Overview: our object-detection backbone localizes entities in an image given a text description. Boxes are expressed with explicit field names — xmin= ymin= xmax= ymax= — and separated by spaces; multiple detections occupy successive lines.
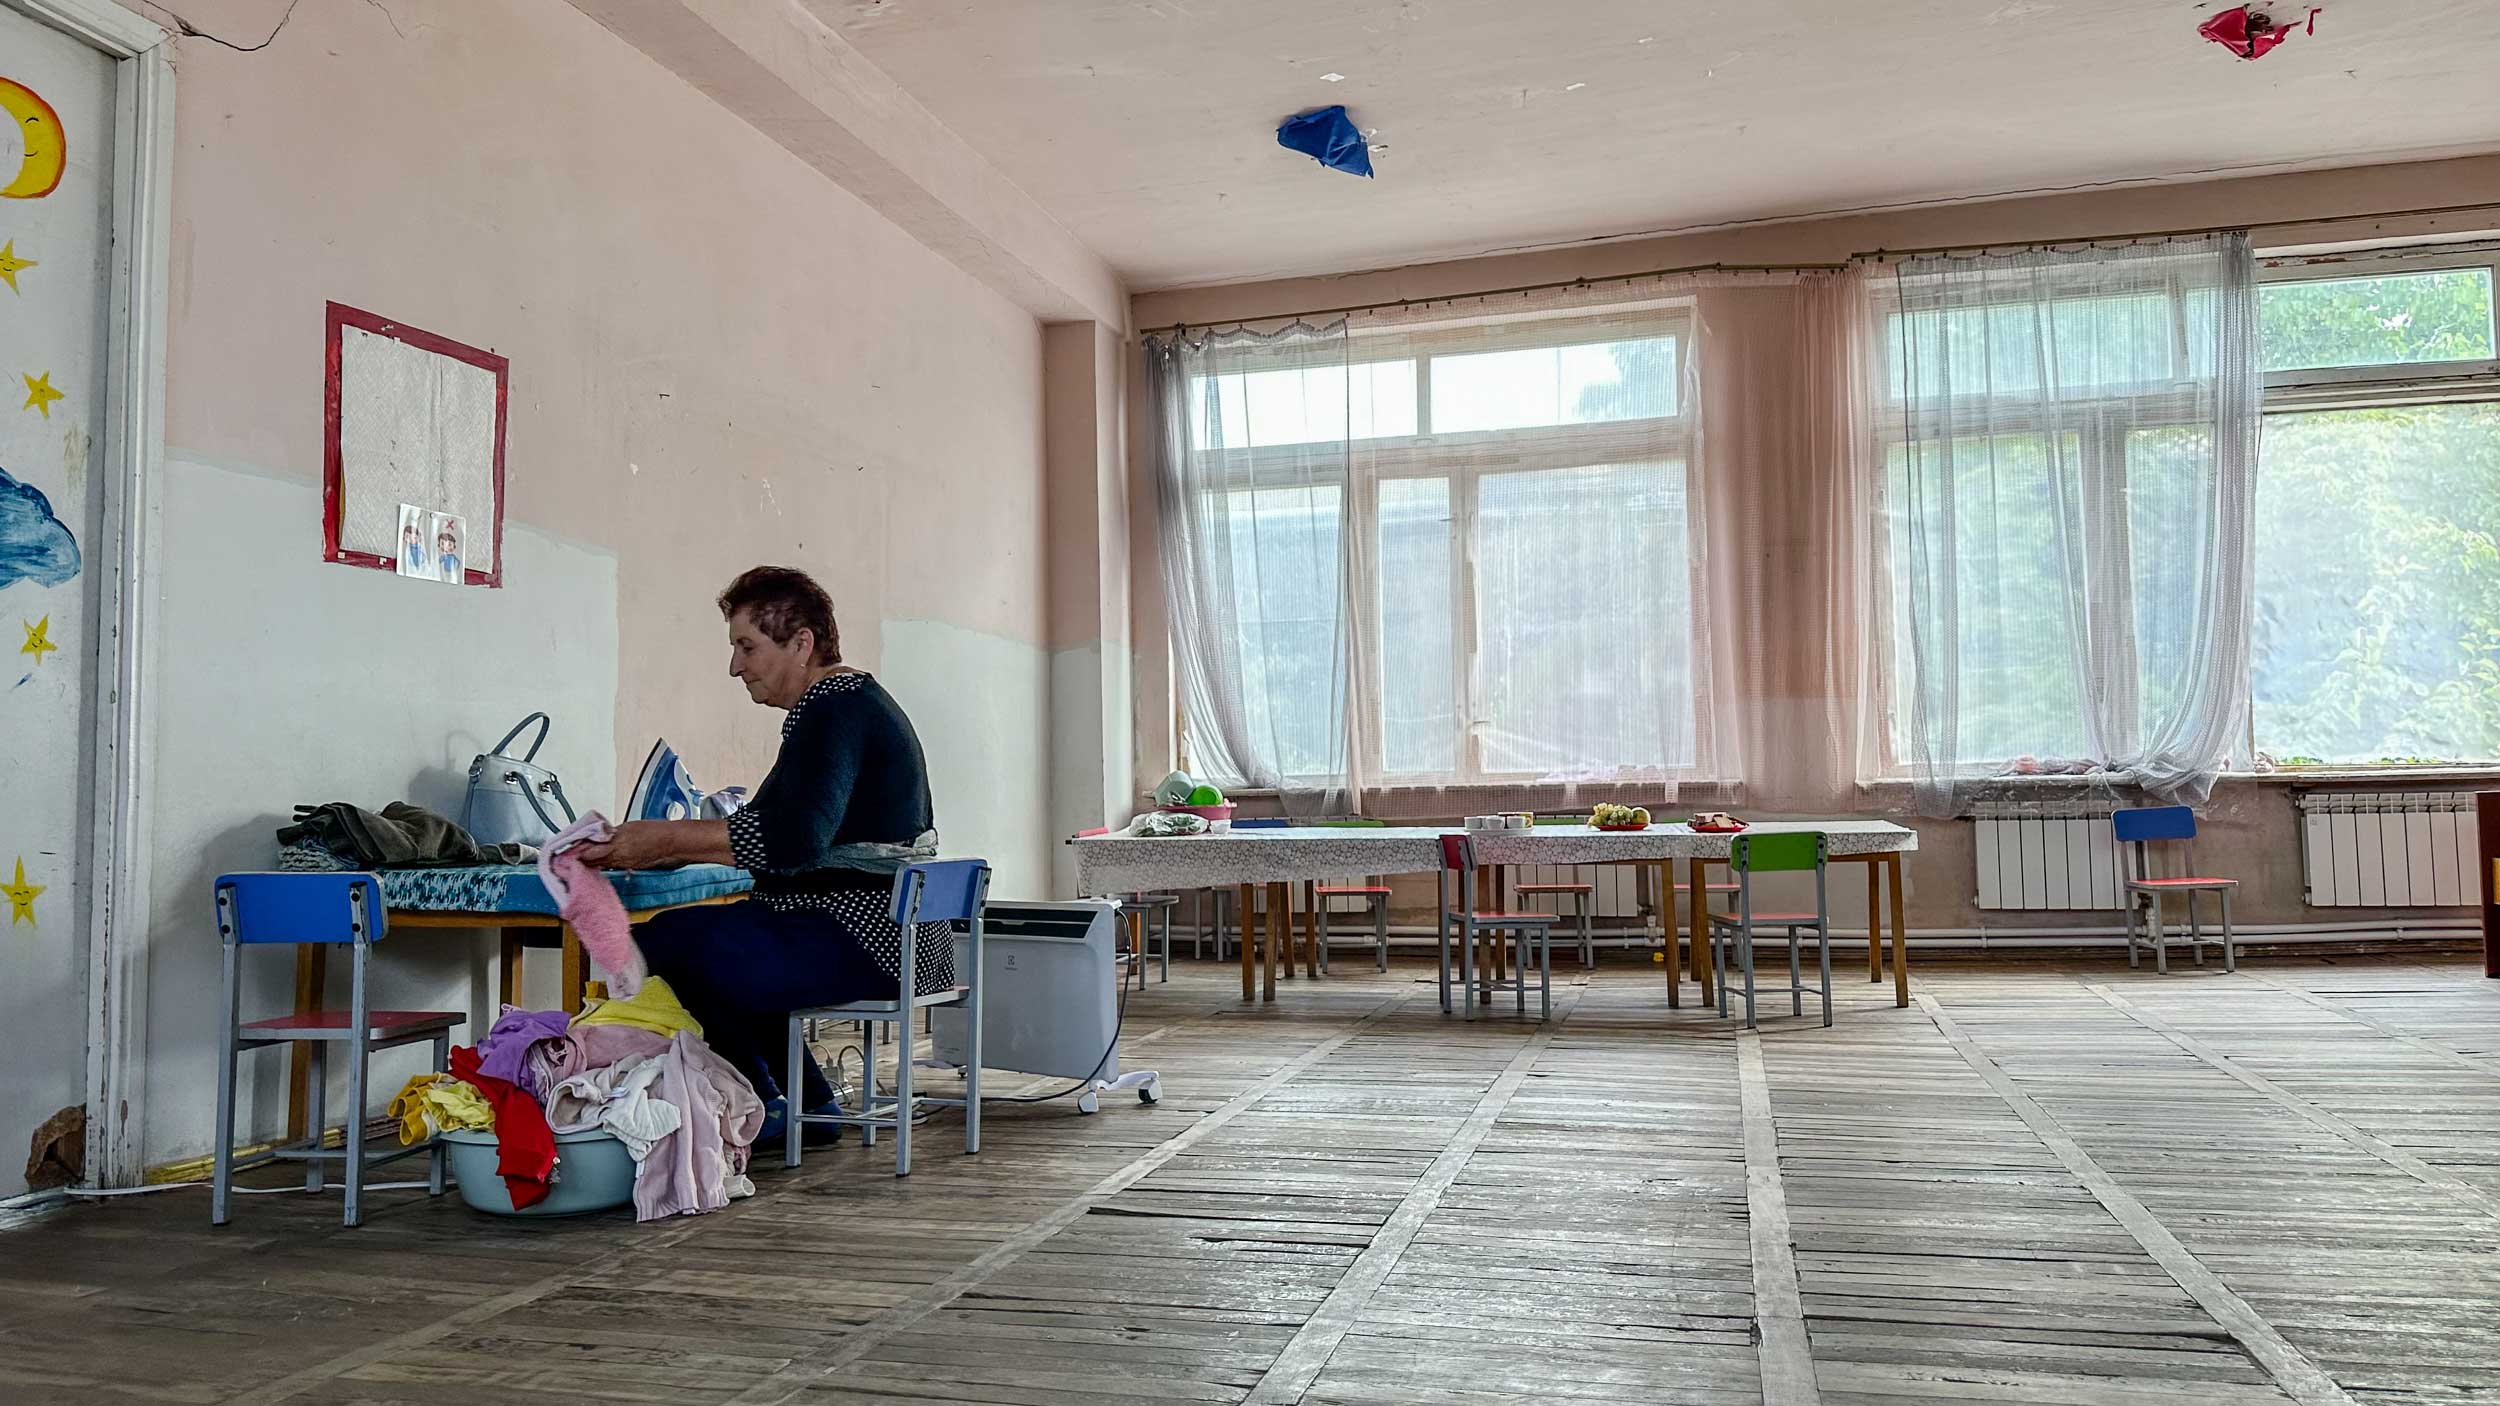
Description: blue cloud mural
xmin=0 ymin=465 xmax=79 ymax=593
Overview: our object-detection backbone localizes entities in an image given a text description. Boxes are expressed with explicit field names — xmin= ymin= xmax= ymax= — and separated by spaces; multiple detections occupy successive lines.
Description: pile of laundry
xmin=387 ymin=976 xmax=765 ymax=1222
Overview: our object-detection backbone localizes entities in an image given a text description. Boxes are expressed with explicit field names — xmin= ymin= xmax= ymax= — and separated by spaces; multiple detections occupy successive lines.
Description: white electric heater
xmin=927 ymin=899 xmax=1161 ymax=1113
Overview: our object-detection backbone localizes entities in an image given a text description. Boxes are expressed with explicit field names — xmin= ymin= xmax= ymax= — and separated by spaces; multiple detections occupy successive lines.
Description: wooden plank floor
xmin=1 ymin=953 xmax=2494 ymax=1405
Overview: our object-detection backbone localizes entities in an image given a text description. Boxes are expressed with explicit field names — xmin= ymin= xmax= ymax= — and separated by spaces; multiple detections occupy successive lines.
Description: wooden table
xmin=284 ymin=893 xmax=744 ymax=1141
xmin=1070 ymin=821 xmax=1919 ymax=1006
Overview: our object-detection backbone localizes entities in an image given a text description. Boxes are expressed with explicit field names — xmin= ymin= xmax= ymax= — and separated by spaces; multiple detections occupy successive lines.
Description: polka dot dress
xmin=727 ymin=673 xmax=957 ymax=995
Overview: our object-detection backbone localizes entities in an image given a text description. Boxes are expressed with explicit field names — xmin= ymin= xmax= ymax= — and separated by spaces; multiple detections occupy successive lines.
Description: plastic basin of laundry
xmin=439 ymin=1127 xmax=636 ymax=1217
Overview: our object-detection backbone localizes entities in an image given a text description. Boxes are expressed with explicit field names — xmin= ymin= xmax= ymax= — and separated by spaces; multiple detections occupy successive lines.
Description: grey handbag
xmin=461 ymin=712 xmax=577 ymax=847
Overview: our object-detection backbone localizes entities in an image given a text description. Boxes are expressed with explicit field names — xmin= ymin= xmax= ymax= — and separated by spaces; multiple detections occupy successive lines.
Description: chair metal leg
xmin=1742 ymin=919 xmax=1758 ymax=1030
xmin=893 ymin=1017 xmax=914 ymax=1177
xmin=1578 ymin=895 xmax=1594 ymax=969
xmin=1539 ymin=925 xmax=1552 ymax=1021
xmin=2125 ymin=896 xmax=2141 ymax=969
xmin=303 ymin=1041 xmax=328 ymax=1193
xmin=1789 ymin=924 xmax=1804 ymax=1017
xmin=212 ymin=944 xmax=241 ymax=1227
xmin=2150 ymin=897 xmax=2168 ymax=975
xmin=1317 ymin=903 xmax=1331 ymax=975
xmin=1460 ymin=916 xmax=1477 ymax=1019
xmin=1374 ymin=898 xmax=1389 ymax=971
xmin=1435 ymin=873 xmax=1451 ymax=1012
xmin=1715 ymin=925 xmax=1730 ymax=1019
xmin=966 ymin=919 xmax=984 ymax=1156
xmin=343 ymin=946 xmax=370 ymax=1229
xmin=1514 ymin=927 xmax=1527 ymax=1014
xmin=429 ymin=1031 xmax=450 ymax=1196
xmin=1817 ymin=920 xmax=1834 ymax=1027
xmin=860 ymin=1021 xmax=879 ymax=1147
xmin=2188 ymin=892 xmax=2206 ymax=968
xmin=785 ymin=1018 xmax=805 ymax=1167
xmin=2219 ymin=890 xmax=2237 ymax=973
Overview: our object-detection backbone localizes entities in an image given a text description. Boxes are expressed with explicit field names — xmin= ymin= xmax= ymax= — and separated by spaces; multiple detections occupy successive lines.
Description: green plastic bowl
xmin=439 ymin=1126 xmax=637 ymax=1217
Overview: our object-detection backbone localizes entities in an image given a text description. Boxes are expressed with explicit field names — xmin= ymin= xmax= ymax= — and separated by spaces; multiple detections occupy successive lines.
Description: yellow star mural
xmin=3 ymin=859 xmax=41 ymax=927
xmin=22 ymin=370 xmax=63 ymax=419
xmin=0 ymin=239 xmax=31 ymax=294
xmin=21 ymin=615 xmax=56 ymax=664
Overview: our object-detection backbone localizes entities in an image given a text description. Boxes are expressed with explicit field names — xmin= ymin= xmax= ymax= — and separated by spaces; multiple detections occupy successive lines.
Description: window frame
xmin=1348 ymin=308 xmax=1708 ymax=789
xmin=2257 ymin=242 xmax=2500 ymax=404
xmin=2248 ymin=241 xmax=2500 ymax=770
xmin=1183 ymin=303 xmax=1712 ymax=792
xmin=1865 ymin=270 xmax=2222 ymax=776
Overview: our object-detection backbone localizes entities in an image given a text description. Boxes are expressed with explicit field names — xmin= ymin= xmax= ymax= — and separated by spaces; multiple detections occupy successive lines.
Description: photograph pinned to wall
xmin=395 ymin=502 xmax=432 ymax=580
xmin=430 ymin=510 xmax=467 ymax=584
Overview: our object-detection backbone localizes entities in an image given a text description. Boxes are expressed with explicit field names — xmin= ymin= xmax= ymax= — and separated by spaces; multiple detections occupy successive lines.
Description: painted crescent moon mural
xmin=0 ymin=76 xmax=65 ymax=200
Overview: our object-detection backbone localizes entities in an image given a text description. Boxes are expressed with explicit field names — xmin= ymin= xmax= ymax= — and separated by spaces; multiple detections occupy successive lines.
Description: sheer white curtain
xmin=1340 ymin=300 xmax=1709 ymax=815
xmin=1880 ymin=234 xmax=2263 ymax=815
xmin=1147 ymin=294 xmax=1715 ymax=818
xmin=1144 ymin=321 xmax=1359 ymax=815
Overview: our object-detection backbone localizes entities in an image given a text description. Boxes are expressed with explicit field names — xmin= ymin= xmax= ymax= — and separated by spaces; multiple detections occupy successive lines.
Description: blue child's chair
xmin=211 ymin=872 xmax=466 ymax=1227
xmin=785 ymin=859 xmax=990 ymax=1177
xmin=2112 ymin=806 xmax=2239 ymax=974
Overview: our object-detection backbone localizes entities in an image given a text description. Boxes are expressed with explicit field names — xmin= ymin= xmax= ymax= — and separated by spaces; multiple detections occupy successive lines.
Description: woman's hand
xmin=575 ymin=820 xmax=678 ymax=871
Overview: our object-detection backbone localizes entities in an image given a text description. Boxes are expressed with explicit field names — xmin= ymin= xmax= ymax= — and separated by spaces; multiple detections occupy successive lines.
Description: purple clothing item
xmin=473 ymin=1006 xmax=572 ymax=1093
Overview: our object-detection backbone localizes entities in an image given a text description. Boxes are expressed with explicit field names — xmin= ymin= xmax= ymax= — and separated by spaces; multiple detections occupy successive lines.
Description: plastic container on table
xmin=439 ymin=1126 xmax=637 ymax=1216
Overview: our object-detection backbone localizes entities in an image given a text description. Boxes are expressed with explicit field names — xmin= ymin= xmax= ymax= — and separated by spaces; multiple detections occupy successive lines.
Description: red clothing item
xmin=450 ymin=1044 xmax=557 ymax=1209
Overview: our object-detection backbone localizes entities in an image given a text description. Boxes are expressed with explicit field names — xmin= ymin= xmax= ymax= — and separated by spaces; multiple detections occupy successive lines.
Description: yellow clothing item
xmin=573 ymin=974 xmax=703 ymax=1040
xmin=385 ymin=1074 xmax=494 ymax=1145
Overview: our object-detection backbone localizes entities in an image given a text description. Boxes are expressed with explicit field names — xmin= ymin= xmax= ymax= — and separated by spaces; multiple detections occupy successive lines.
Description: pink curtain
xmin=1695 ymin=271 xmax=1879 ymax=813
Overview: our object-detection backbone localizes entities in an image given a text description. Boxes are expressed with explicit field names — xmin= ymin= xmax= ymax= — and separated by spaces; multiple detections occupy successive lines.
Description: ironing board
xmin=283 ymin=864 xmax=752 ymax=1141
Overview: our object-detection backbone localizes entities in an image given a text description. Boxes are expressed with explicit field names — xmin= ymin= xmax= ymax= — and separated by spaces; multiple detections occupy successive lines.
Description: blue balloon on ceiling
xmin=1277 ymin=105 xmax=1373 ymax=179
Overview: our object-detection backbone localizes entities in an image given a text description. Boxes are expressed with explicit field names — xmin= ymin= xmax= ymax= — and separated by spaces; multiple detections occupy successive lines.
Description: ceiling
xmin=812 ymin=0 xmax=2500 ymax=293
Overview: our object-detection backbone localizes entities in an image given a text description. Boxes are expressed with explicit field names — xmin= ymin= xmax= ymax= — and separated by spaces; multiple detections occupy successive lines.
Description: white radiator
xmin=1971 ymin=802 xmax=2123 ymax=911
xmin=2297 ymin=791 xmax=2477 ymax=908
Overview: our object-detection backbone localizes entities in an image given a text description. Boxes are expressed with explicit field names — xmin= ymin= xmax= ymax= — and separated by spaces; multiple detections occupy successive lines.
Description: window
xmin=2252 ymin=246 xmax=2500 ymax=767
xmin=1184 ymin=306 xmax=1703 ymax=788
xmin=1871 ymin=248 xmax=2237 ymax=777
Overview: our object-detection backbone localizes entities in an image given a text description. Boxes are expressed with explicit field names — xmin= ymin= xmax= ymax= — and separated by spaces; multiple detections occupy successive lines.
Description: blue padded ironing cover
xmin=378 ymin=863 xmax=752 ymax=914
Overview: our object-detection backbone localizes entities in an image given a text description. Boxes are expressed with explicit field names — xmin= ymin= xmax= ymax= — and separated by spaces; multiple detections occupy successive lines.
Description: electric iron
xmin=627 ymin=738 xmax=705 ymax=821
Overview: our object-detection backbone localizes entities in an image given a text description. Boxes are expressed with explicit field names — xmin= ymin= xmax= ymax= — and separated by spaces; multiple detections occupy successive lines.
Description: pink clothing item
xmin=633 ymin=1031 xmax=766 ymax=1222
xmin=539 ymin=810 xmax=647 ymax=996
xmin=522 ymin=1024 xmax=672 ymax=1093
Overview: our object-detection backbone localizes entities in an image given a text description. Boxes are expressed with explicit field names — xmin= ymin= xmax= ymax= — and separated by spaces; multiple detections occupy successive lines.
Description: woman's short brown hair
xmin=718 ymin=566 xmax=840 ymax=665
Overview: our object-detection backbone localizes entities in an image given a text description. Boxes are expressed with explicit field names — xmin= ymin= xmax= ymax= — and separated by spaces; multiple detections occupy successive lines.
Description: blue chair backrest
xmin=890 ymin=859 xmax=991 ymax=926
xmin=213 ymin=872 xmax=385 ymax=944
xmin=2112 ymin=806 xmax=2196 ymax=844
xmin=1232 ymin=818 xmax=1291 ymax=830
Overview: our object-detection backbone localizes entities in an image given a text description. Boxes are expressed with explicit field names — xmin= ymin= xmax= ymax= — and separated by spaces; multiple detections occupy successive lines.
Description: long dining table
xmin=1069 ymin=820 xmax=1919 ymax=1009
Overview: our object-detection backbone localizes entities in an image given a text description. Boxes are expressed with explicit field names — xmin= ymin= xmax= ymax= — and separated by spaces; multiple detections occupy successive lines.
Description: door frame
xmin=6 ymin=0 xmax=172 ymax=1189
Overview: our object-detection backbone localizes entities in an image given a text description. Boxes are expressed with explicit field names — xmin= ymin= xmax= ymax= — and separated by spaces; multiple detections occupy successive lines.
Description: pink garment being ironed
xmin=538 ymin=810 xmax=647 ymax=996
xmin=633 ymin=1030 xmax=766 ymax=1223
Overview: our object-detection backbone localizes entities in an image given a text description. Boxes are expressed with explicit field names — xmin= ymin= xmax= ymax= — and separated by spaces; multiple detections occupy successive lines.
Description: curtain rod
xmin=1137 ymin=195 xmax=2500 ymax=337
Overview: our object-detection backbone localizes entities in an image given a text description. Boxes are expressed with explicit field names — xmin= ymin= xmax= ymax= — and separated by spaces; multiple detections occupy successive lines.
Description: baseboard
xmin=145 ymin=1118 xmax=391 ymax=1185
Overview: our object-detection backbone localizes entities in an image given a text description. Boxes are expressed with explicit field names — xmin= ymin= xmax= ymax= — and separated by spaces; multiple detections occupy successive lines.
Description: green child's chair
xmin=1708 ymin=832 xmax=1833 ymax=1029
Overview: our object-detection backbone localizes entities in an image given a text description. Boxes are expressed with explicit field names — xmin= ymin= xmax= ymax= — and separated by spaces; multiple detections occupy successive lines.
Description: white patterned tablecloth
xmin=1070 ymin=822 xmax=1917 ymax=895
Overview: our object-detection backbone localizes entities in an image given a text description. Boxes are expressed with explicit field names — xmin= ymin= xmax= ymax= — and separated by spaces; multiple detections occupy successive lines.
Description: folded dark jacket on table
xmin=277 ymin=802 xmax=536 ymax=868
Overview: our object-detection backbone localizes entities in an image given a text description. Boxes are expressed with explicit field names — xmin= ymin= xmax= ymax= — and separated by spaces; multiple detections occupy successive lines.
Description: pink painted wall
xmin=154 ymin=0 xmax=1048 ymax=782
xmin=130 ymin=0 xmax=1059 ymax=1166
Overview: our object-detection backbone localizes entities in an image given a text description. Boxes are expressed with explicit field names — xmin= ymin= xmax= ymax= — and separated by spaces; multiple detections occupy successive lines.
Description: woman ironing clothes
xmin=579 ymin=566 xmax=948 ymax=1142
